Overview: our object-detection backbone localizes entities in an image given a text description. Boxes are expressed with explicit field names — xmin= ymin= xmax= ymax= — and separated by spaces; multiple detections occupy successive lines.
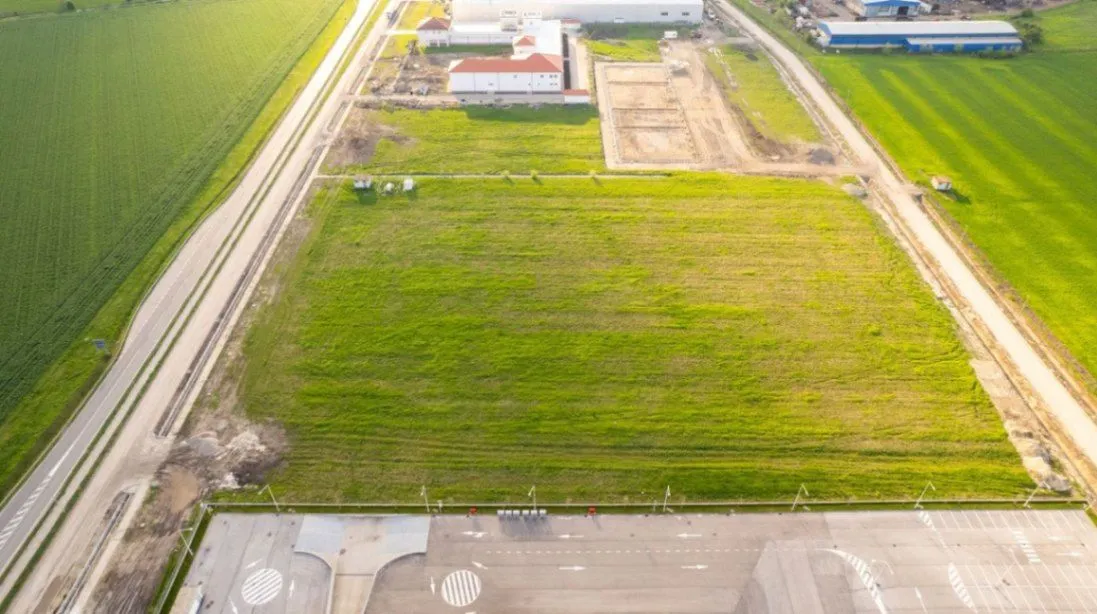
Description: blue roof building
xmin=817 ymin=21 xmax=1023 ymax=52
xmin=852 ymin=0 xmax=923 ymax=18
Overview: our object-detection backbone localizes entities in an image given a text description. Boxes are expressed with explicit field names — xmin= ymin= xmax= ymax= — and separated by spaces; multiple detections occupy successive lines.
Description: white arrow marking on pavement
xmin=229 ymin=599 xmax=239 ymax=614
xmin=289 ymin=580 xmax=295 ymax=599
xmin=558 ymin=534 xmax=584 ymax=540
xmin=681 ymin=564 xmax=709 ymax=570
xmin=471 ymin=561 xmax=488 ymax=569
xmin=430 ymin=576 xmax=436 ymax=594
xmin=677 ymin=533 xmax=702 ymax=539
xmin=915 ymin=587 xmax=928 ymax=613
xmin=245 ymin=558 xmax=260 ymax=570
xmin=462 ymin=531 xmax=487 ymax=538
xmin=558 ymin=566 xmax=586 ymax=571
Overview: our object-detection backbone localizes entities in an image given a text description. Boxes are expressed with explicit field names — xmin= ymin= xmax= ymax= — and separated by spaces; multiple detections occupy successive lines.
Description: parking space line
xmin=978 ymin=564 xmax=1007 ymax=611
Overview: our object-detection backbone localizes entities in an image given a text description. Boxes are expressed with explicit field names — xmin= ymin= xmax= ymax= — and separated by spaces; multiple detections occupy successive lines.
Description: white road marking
xmin=241 ymin=568 xmax=283 ymax=606
xmin=441 ymin=570 xmax=481 ymax=607
xmin=1013 ymin=529 xmax=1042 ymax=564
xmin=430 ymin=576 xmax=436 ymax=595
xmin=245 ymin=558 xmax=260 ymax=570
xmin=681 ymin=564 xmax=708 ymax=570
xmin=824 ymin=549 xmax=889 ymax=614
xmin=558 ymin=534 xmax=584 ymax=540
xmin=462 ymin=531 xmax=487 ymax=538
xmin=289 ymin=580 xmax=295 ymax=599
xmin=915 ymin=587 xmax=928 ymax=613
xmin=948 ymin=562 xmax=976 ymax=611
xmin=471 ymin=561 xmax=487 ymax=570
xmin=558 ymin=566 xmax=586 ymax=571
xmin=229 ymin=599 xmax=239 ymax=614
xmin=677 ymin=533 xmax=702 ymax=539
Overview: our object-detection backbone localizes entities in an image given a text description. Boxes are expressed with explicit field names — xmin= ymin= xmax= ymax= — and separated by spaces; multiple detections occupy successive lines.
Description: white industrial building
xmin=452 ymin=0 xmax=703 ymax=24
xmin=421 ymin=18 xmax=571 ymax=94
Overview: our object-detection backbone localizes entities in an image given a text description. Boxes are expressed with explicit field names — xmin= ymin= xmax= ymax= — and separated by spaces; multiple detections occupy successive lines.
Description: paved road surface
xmin=179 ymin=510 xmax=1097 ymax=613
xmin=0 ymin=0 xmax=375 ymax=593
xmin=713 ymin=0 xmax=1097 ymax=479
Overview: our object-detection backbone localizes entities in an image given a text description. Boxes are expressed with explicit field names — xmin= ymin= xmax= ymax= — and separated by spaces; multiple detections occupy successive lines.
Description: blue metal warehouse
xmin=817 ymin=21 xmax=1023 ymax=52
xmin=852 ymin=0 xmax=923 ymax=19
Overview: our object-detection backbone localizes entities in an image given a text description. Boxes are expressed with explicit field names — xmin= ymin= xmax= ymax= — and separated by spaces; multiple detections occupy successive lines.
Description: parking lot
xmin=176 ymin=509 xmax=1097 ymax=613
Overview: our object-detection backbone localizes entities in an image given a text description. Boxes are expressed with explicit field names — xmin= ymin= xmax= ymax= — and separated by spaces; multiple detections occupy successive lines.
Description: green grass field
xmin=706 ymin=45 xmax=819 ymax=144
xmin=395 ymin=0 xmax=443 ymax=30
xmin=237 ymin=176 xmax=1028 ymax=503
xmin=0 ymin=0 xmax=346 ymax=497
xmin=816 ymin=1 xmax=1097 ymax=385
xmin=584 ymin=25 xmax=690 ymax=62
xmin=331 ymin=107 xmax=605 ymax=174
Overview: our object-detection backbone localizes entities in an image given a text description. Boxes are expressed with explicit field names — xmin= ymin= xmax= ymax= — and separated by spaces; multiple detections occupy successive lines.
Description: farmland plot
xmin=236 ymin=176 xmax=1029 ymax=503
xmin=816 ymin=3 xmax=1097 ymax=387
xmin=0 ymin=0 xmax=343 ymax=493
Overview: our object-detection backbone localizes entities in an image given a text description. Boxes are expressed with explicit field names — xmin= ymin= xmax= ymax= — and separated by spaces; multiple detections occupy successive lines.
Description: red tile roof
xmin=416 ymin=17 xmax=451 ymax=31
xmin=514 ymin=35 xmax=537 ymax=46
xmin=563 ymin=89 xmax=589 ymax=95
xmin=449 ymin=53 xmax=564 ymax=74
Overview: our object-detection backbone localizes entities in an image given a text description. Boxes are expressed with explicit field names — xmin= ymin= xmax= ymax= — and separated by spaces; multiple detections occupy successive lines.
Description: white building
xmin=419 ymin=18 xmax=576 ymax=95
xmin=452 ymin=0 xmax=702 ymax=24
xmin=449 ymin=53 xmax=565 ymax=92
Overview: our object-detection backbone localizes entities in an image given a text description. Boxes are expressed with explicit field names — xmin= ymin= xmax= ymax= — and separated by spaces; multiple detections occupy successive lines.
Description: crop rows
xmin=0 ymin=0 xmax=343 ymax=481
xmin=816 ymin=13 xmax=1097 ymax=384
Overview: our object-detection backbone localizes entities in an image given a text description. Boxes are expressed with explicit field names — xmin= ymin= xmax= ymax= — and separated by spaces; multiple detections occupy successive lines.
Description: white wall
xmin=450 ymin=70 xmax=563 ymax=93
xmin=453 ymin=0 xmax=703 ymax=24
xmin=417 ymin=30 xmax=451 ymax=46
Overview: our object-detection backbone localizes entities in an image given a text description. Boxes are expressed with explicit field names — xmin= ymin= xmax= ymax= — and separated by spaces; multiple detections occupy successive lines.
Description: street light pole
xmin=262 ymin=485 xmax=280 ymax=514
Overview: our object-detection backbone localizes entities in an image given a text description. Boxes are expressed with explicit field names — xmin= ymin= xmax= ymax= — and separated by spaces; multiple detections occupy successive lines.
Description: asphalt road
xmin=712 ymin=0 xmax=1097 ymax=480
xmin=0 ymin=0 xmax=375 ymax=588
xmin=179 ymin=510 xmax=1097 ymax=613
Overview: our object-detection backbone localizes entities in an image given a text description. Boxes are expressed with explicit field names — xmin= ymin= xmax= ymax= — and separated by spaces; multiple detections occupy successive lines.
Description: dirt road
xmin=0 ymin=0 xmax=387 ymax=609
xmin=712 ymin=0 xmax=1097 ymax=487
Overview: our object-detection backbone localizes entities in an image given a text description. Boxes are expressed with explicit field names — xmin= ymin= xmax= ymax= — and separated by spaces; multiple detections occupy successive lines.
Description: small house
xmin=403 ymin=177 xmax=416 ymax=191
xmin=353 ymin=176 xmax=373 ymax=191
xmin=931 ymin=175 xmax=952 ymax=191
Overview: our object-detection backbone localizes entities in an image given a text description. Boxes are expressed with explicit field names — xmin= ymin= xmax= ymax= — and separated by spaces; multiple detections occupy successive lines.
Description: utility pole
xmin=662 ymin=485 xmax=671 ymax=513
xmin=528 ymin=486 xmax=537 ymax=512
xmin=914 ymin=481 xmax=936 ymax=509
xmin=262 ymin=485 xmax=280 ymax=514
xmin=792 ymin=484 xmax=809 ymax=512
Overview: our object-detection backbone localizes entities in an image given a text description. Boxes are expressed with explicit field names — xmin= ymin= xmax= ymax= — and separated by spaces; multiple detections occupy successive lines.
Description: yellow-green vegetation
xmin=816 ymin=0 xmax=1097 ymax=387
xmin=584 ymin=24 xmax=689 ymax=62
xmin=705 ymin=45 xmax=819 ymax=144
xmin=335 ymin=107 xmax=605 ymax=174
xmin=1038 ymin=0 xmax=1097 ymax=50
xmin=381 ymin=33 xmax=416 ymax=58
xmin=0 ymin=0 xmax=352 ymax=499
xmin=396 ymin=0 xmax=444 ymax=30
xmin=239 ymin=176 xmax=1028 ymax=503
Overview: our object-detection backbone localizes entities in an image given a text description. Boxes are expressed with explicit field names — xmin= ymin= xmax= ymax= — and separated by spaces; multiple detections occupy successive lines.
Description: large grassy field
xmin=238 ymin=176 xmax=1028 ymax=503
xmin=815 ymin=1 xmax=1097 ymax=385
xmin=330 ymin=107 xmax=605 ymax=174
xmin=706 ymin=45 xmax=820 ymax=145
xmin=0 ymin=0 xmax=346 ymax=496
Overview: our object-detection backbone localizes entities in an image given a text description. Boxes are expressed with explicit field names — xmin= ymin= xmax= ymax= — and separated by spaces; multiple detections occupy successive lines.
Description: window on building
xmin=660 ymin=11 xmax=669 ymax=15
xmin=682 ymin=11 xmax=691 ymax=16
